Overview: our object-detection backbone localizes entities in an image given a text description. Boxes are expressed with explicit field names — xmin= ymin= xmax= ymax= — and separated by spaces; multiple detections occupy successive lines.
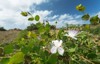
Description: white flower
xmin=65 ymin=30 xmax=78 ymax=40
xmin=50 ymin=40 xmax=64 ymax=55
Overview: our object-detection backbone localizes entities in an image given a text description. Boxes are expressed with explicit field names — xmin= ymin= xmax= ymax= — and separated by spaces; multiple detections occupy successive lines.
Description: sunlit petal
xmin=65 ymin=30 xmax=79 ymax=39
xmin=52 ymin=40 xmax=62 ymax=47
xmin=58 ymin=47 xmax=64 ymax=56
xmin=73 ymin=37 xmax=77 ymax=40
xmin=51 ymin=46 xmax=57 ymax=54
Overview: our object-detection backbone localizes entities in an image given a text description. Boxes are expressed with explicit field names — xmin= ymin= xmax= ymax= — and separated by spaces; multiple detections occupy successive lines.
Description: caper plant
xmin=0 ymin=4 xmax=100 ymax=64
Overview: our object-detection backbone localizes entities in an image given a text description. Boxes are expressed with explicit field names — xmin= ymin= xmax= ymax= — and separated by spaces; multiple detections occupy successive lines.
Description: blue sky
xmin=35 ymin=0 xmax=100 ymax=15
xmin=0 ymin=0 xmax=100 ymax=29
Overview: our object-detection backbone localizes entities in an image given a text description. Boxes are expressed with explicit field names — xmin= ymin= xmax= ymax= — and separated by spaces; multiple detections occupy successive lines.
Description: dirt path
xmin=0 ymin=30 xmax=20 ymax=44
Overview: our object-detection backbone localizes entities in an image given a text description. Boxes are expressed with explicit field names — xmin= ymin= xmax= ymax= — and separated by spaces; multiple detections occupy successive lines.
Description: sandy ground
xmin=0 ymin=30 xmax=20 ymax=44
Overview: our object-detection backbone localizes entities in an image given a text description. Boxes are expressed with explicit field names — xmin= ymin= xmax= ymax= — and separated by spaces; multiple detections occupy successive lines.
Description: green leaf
xmin=47 ymin=54 xmax=57 ymax=64
xmin=83 ymin=24 xmax=90 ymax=30
xmin=31 ymin=32 xmax=37 ymax=38
xmin=69 ymin=48 xmax=76 ymax=53
xmin=8 ymin=52 xmax=24 ymax=64
xmin=45 ymin=23 xmax=50 ymax=32
xmin=27 ymin=31 xmax=32 ymax=38
xmin=21 ymin=46 xmax=29 ymax=54
xmin=57 ymin=29 xmax=64 ymax=39
xmin=0 ymin=58 xmax=9 ymax=64
xmin=87 ymin=53 xmax=97 ymax=59
xmin=79 ymin=61 xmax=86 ymax=64
xmin=21 ymin=12 xmax=28 ymax=16
xmin=35 ymin=15 xmax=40 ymax=21
xmin=0 ymin=47 xmax=4 ymax=56
xmin=82 ymin=14 xmax=90 ymax=21
xmin=28 ymin=17 xmax=34 ymax=21
xmin=21 ymin=46 xmax=32 ymax=54
xmin=90 ymin=15 xmax=99 ymax=25
xmin=4 ymin=44 xmax=14 ymax=54
xmin=92 ymin=59 xmax=100 ymax=64
xmin=76 ymin=4 xmax=85 ymax=11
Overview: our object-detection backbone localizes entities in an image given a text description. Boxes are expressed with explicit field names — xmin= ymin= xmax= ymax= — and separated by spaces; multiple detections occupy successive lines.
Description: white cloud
xmin=59 ymin=14 xmax=73 ymax=20
xmin=0 ymin=0 xmax=49 ymax=11
xmin=96 ymin=12 xmax=100 ymax=18
xmin=0 ymin=21 xmax=6 ymax=27
xmin=0 ymin=0 xmax=89 ymax=29
xmin=46 ymin=14 xmax=82 ymax=27
xmin=52 ymin=15 xmax=59 ymax=19
xmin=0 ymin=0 xmax=49 ymax=29
xmin=32 ymin=10 xmax=52 ymax=22
xmin=48 ymin=14 xmax=84 ymax=28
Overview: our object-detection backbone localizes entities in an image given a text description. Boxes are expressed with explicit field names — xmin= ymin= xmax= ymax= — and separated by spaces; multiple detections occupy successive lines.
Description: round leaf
xmin=76 ymin=4 xmax=85 ymax=11
xmin=82 ymin=14 xmax=90 ymax=21
xmin=28 ymin=17 xmax=34 ymax=21
xmin=35 ymin=15 xmax=40 ymax=21
xmin=21 ymin=12 xmax=28 ymax=16
xmin=90 ymin=15 xmax=99 ymax=25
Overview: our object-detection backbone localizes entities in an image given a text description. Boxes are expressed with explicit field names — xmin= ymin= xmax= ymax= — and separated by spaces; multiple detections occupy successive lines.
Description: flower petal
xmin=64 ymin=34 xmax=68 ymax=36
xmin=67 ymin=30 xmax=78 ymax=39
xmin=73 ymin=37 xmax=77 ymax=40
xmin=58 ymin=47 xmax=64 ymax=56
xmin=52 ymin=40 xmax=62 ymax=47
xmin=50 ymin=46 xmax=57 ymax=54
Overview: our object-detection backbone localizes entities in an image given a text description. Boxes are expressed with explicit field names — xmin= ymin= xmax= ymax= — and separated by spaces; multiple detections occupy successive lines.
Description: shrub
xmin=50 ymin=25 xmax=56 ymax=30
xmin=26 ymin=23 xmax=38 ymax=31
xmin=0 ymin=27 xmax=6 ymax=31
